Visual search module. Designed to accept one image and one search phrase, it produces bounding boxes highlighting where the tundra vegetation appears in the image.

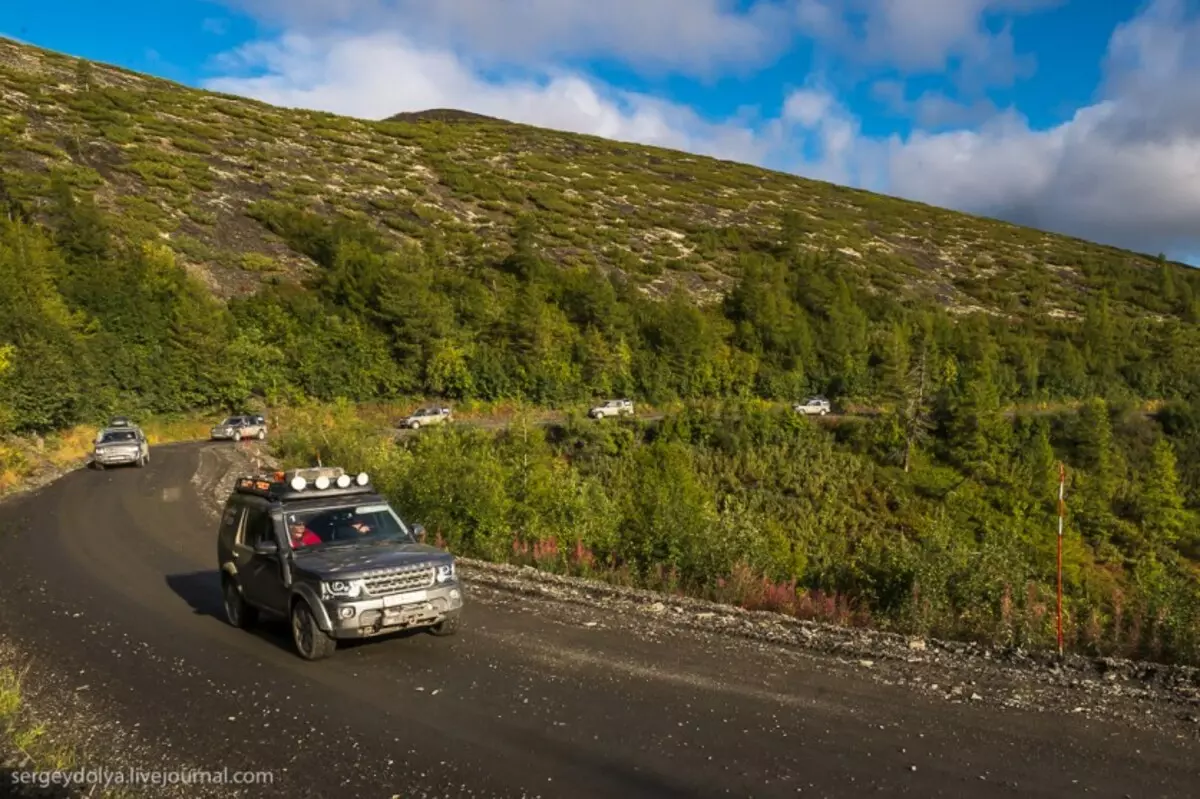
[0,38,1198,663]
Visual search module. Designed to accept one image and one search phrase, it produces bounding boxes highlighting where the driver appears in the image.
[288,518,321,548]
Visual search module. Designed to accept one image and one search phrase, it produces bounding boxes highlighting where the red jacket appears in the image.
[292,528,321,547]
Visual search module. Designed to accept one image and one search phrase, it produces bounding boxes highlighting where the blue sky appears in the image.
[3,1,1199,263]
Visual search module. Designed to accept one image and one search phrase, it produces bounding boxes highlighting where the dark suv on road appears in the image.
[216,466,464,660]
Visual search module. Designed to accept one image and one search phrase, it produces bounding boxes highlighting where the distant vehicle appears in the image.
[210,415,268,442]
[217,466,464,660]
[400,407,452,430]
[92,425,150,469]
[794,397,832,416]
[588,399,634,419]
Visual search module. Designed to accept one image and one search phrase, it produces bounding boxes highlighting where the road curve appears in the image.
[0,442,1197,798]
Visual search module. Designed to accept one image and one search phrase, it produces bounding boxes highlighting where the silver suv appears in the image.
[588,399,634,419]
[400,406,452,430]
[210,415,268,441]
[92,425,150,469]
[217,467,464,660]
[794,397,832,416]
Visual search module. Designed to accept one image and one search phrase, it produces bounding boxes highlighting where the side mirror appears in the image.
[254,540,279,556]
[412,523,427,540]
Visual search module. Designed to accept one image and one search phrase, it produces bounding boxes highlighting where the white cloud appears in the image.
[204,32,790,168]
[797,0,1063,89]
[218,0,794,77]
[202,18,229,36]
[880,0,1200,257]
[871,80,999,129]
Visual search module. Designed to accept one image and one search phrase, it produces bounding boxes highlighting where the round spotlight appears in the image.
[355,472,369,486]
[314,475,331,490]
[336,474,352,488]
[290,476,307,491]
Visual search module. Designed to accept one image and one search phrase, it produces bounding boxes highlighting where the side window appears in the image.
[243,506,276,548]
[220,503,243,544]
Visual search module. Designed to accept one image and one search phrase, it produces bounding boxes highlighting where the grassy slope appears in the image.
[0,37,1186,320]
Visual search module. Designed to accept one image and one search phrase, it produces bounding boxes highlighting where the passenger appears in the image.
[288,521,321,548]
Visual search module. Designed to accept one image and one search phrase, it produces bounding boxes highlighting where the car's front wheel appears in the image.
[410,422,420,430]
[223,577,258,629]
[291,600,336,660]
[256,429,266,440]
[232,431,242,442]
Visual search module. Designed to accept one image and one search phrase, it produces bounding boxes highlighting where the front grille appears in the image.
[361,566,435,596]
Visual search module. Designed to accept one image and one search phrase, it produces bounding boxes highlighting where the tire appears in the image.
[232,431,242,442]
[256,429,266,440]
[410,422,420,430]
[291,599,336,661]
[428,614,462,637]
[222,577,258,629]
[94,462,105,471]
[819,409,828,416]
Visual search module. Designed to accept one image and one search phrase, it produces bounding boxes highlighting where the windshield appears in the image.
[221,416,243,426]
[285,502,415,550]
[99,431,136,444]
[414,408,436,417]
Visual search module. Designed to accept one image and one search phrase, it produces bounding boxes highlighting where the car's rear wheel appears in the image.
[291,600,336,660]
[256,429,266,440]
[232,431,242,442]
[428,614,462,637]
[223,577,258,629]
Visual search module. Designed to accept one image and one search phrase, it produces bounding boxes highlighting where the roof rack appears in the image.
[233,466,375,501]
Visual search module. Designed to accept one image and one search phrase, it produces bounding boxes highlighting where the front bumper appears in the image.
[210,430,237,440]
[94,449,140,465]
[323,582,465,639]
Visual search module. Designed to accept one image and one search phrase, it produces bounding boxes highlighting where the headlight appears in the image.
[321,579,363,599]
[435,563,456,583]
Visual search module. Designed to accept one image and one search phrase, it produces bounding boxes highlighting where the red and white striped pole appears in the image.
[1057,462,1066,659]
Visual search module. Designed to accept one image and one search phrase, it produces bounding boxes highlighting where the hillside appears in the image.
[0,37,1193,315]
[2,33,1199,422]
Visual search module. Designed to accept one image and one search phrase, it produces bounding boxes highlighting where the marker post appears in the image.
[1057,462,1066,659]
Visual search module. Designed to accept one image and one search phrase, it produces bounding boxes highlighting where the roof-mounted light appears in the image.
[314,475,331,490]
[336,474,352,488]
[290,476,307,491]
[355,472,369,486]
